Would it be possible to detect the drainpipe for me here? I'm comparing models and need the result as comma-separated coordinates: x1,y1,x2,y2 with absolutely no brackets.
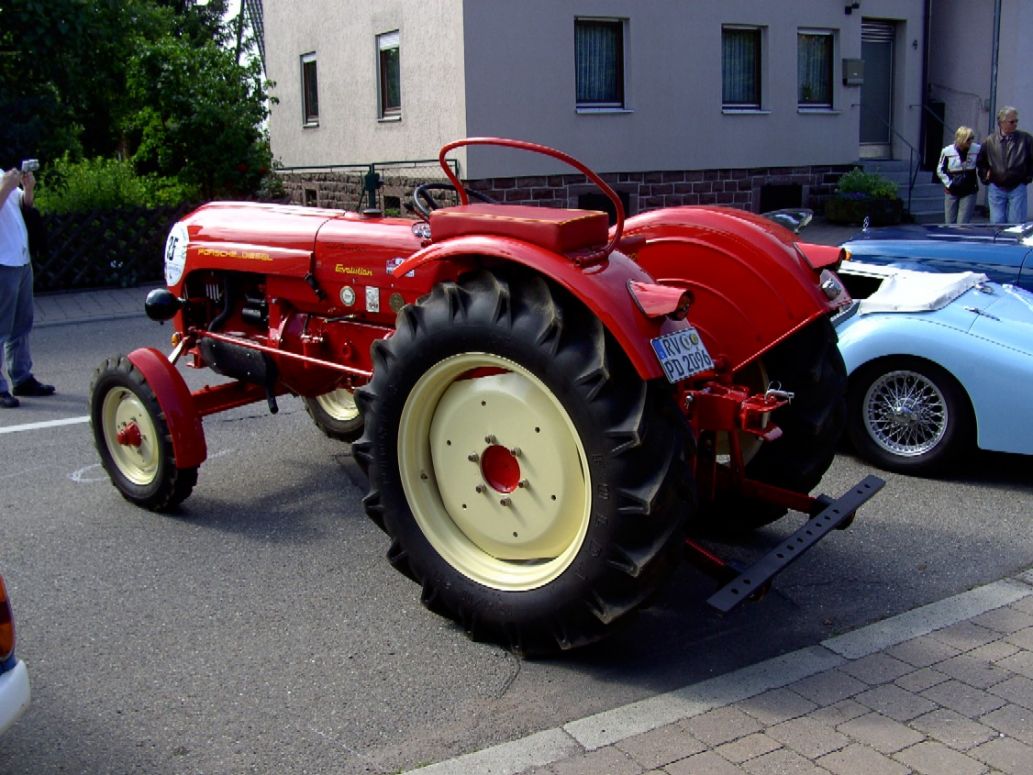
989,0,1001,133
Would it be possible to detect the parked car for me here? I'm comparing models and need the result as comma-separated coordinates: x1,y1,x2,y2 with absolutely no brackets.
833,261,1033,474
840,221,1033,292
0,573,30,734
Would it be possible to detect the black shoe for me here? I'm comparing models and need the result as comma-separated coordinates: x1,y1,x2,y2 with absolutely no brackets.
12,377,55,397
0,392,19,408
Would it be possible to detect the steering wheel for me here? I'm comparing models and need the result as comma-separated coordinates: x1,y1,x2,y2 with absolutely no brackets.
412,182,497,220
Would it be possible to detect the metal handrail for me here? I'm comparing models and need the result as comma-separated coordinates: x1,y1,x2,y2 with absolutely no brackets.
851,102,922,213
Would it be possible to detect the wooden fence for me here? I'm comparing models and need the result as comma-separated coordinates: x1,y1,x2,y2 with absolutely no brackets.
33,204,196,294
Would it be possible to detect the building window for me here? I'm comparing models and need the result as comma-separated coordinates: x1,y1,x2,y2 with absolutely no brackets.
722,26,762,109
301,52,318,126
377,31,401,119
575,18,625,108
798,30,833,108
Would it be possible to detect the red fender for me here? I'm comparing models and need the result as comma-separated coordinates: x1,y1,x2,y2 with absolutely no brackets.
390,235,682,380
620,207,842,373
127,347,207,469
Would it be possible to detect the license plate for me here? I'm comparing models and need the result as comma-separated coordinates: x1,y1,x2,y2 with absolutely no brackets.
651,327,715,383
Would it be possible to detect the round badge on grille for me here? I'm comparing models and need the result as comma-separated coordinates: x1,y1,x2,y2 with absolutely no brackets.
340,286,356,306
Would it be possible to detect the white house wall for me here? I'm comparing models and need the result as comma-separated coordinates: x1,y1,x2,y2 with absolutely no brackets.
265,0,467,169
993,0,1033,138
928,0,1032,219
266,0,926,181
459,0,926,179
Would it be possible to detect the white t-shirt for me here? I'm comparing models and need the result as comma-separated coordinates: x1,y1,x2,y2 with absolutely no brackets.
0,186,29,267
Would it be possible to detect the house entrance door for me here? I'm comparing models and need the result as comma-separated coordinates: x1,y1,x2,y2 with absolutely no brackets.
859,21,895,159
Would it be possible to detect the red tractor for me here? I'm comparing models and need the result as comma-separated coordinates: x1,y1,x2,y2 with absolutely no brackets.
90,138,882,654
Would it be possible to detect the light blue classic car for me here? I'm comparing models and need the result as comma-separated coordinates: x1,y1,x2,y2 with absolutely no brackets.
834,261,1033,474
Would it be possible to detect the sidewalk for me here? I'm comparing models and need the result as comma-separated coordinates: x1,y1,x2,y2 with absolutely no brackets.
34,283,157,329
411,570,1033,775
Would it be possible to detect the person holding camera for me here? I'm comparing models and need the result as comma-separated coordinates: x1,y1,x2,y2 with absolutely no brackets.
0,161,55,408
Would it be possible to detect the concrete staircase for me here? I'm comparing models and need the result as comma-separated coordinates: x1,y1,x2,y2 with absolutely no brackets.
859,159,944,224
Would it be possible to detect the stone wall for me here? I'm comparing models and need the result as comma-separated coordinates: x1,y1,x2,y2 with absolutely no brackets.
466,165,854,215
277,164,854,216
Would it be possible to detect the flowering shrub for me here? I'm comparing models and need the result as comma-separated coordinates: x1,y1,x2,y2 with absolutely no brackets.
834,168,899,200
826,167,902,225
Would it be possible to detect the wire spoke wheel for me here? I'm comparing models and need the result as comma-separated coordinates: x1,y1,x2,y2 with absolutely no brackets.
863,369,947,457
847,357,971,475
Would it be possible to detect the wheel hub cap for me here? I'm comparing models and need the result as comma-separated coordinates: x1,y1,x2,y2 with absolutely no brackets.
116,421,143,447
480,444,520,493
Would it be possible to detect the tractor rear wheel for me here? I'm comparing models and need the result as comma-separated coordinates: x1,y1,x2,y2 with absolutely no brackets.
354,271,693,655
303,387,363,442
90,356,197,511
704,318,847,530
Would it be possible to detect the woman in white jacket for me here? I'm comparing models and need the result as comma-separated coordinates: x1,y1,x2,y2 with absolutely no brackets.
937,126,980,224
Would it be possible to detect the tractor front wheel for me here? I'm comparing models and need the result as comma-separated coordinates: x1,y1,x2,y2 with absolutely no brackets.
90,356,197,511
354,271,692,655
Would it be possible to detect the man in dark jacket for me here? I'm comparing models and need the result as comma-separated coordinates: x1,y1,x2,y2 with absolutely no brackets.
977,106,1033,224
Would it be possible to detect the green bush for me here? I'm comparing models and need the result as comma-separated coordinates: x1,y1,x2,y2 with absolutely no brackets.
834,167,899,200
825,167,903,225
34,156,198,214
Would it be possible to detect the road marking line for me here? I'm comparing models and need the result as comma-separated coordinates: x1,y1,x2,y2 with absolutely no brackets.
0,416,90,434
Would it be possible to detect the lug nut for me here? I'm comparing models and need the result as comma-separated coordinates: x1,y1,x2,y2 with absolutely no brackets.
475,484,486,494
510,447,521,457
499,497,512,507
468,453,479,462
518,479,529,489
485,435,497,444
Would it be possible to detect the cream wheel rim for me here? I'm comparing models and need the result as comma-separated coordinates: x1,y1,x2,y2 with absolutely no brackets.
316,388,359,422
398,353,591,591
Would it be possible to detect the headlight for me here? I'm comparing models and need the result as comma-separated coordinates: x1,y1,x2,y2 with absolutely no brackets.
819,269,849,306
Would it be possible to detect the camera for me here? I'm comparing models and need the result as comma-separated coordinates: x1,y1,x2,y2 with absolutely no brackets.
20,159,39,173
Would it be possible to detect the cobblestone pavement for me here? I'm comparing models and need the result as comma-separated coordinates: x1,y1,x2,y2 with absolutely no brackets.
410,572,1033,775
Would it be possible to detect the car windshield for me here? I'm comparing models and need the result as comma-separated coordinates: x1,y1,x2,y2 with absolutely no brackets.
1015,222,1033,245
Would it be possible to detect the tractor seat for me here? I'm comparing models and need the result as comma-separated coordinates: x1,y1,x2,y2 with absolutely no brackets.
429,203,609,255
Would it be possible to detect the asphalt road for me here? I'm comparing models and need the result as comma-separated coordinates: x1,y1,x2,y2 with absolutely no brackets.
0,314,1030,774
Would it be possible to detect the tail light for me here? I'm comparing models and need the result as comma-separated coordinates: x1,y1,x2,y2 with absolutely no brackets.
627,281,694,320
0,575,15,662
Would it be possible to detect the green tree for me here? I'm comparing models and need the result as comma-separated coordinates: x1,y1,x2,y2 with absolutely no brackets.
125,34,271,198
0,0,270,199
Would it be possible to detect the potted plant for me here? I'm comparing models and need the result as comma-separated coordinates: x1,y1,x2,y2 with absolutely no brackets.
824,168,903,226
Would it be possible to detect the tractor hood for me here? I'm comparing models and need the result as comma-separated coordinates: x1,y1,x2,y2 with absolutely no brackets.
179,201,340,254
